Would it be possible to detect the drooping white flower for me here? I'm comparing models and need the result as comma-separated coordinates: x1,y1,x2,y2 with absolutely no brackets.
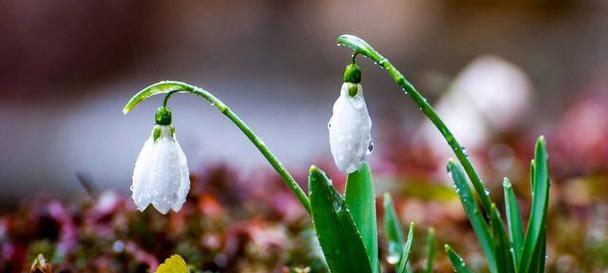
328,82,373,173
131,107,190,214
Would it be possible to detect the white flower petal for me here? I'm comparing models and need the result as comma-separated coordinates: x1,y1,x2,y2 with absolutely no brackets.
171,138,190,212
131,125,191,214
328,83,372,173
131,136,154,211
149,127,183,214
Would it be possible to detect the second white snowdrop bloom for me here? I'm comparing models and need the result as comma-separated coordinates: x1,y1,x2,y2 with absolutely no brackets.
131,107,190,214
328,72,373,173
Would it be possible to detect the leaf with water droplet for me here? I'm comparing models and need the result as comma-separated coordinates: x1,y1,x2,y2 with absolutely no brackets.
444,245,475,273
448,160,497,273
308,166,373,273
383,193,405,265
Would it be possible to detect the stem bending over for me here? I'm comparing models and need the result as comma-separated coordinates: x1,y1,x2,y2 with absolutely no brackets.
123,81,312,214
336,34,493,214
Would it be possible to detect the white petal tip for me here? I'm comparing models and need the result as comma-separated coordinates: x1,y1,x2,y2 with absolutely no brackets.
171,205,184,213
153,204,170,215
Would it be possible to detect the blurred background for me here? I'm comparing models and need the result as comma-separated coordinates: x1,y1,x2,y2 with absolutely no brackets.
2,0,607,205
3,0,608,272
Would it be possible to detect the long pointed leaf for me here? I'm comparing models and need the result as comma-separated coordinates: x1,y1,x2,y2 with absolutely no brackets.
448,160,497,273
503,178,524,267
397,222,415,273
383,193,405,264
490,204,515,273
345,163,378,273
445,244,476,273
308,166,373,273
519,137,550,273
529,228,546,273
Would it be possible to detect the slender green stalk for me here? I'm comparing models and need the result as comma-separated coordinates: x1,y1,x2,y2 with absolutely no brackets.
336,34,492,214
123,81,311,214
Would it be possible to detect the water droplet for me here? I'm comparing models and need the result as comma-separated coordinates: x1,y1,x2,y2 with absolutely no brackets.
387,255,399,264
367,141,374,155
461,146,468,157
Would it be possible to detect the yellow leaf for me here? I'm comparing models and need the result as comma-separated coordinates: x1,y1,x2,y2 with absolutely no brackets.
154,254,189,273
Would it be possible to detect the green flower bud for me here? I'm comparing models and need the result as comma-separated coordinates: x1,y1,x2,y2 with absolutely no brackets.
343,63,361,84
155,106,172,125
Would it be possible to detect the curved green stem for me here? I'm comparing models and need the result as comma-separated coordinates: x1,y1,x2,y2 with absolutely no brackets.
163,90,179,107
123,81,312,215
337,34,492,214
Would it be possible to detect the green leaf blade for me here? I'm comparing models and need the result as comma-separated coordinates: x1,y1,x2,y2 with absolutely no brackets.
424,228,437,273
345,163,378,273
448,160,497,273
528,228,546,273
490,204,515,273
397,222,415,273
503,178,524,267
383,193,405,265
309,166,373,273
519,137,550,273
445,245,476,273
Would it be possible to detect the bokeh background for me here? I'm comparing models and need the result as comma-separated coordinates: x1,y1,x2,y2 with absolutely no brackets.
2,0,607,205
2,1,608,272
0,0,608,203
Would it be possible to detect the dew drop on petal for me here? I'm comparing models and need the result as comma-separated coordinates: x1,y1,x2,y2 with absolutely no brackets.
366,141,374,155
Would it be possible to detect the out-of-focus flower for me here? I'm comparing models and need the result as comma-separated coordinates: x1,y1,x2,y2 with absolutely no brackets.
154,254,187,273
131,107,190,214
328,64,373,173
555,91,608,171
419,55,532,154
29,254,51,273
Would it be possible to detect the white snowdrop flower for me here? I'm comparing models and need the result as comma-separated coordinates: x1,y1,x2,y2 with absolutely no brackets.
328,63,373,173
131,107,190,214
